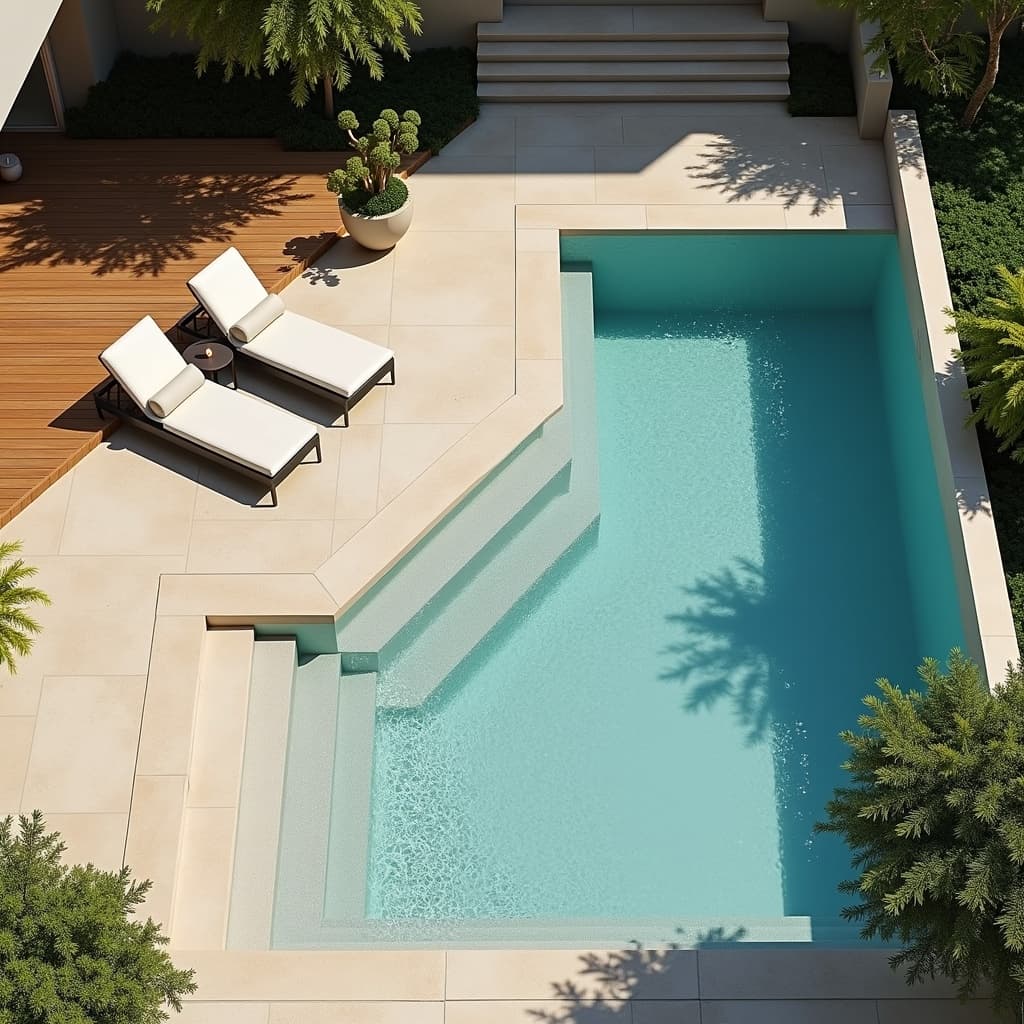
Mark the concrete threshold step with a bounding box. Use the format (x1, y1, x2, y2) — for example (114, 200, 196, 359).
(478, 59, 789, 81)
(479, 79, 791, 100)
(477, 5, 788, 42)
(477, 38, 790, 60)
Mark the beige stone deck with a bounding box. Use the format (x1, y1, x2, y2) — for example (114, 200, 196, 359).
(0, 103, 1012, 1022)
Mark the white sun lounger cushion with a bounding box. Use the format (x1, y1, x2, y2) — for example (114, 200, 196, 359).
(230, 293, 286, 344)
(99, 316, 191, 419)
(243, 310, 394, 398)
(101, 316, 316, 478)
(148, 364, 205, 418)
(188, 246, 270, 337)
(163, 385, 316, 478)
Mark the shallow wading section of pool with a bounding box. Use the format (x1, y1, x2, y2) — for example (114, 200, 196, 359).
(235, 233, 972, 949)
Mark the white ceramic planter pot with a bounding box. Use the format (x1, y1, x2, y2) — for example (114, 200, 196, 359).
(339, 194, 414, 251)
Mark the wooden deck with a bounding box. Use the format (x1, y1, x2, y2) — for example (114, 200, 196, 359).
(0, 133, 346, 527)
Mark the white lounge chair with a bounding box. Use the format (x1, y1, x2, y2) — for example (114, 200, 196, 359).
(181, 247, 396, 427)
(94, 316, 321, 507)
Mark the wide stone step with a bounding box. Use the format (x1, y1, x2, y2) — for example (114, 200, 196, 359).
(477, 38, 790, 60)
(478, 59, 789, 81)
(477, 4, 788, 41)
(478, 78, 790, 100)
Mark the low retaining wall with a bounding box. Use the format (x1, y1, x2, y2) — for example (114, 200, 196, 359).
(883, 110, 1019, 685)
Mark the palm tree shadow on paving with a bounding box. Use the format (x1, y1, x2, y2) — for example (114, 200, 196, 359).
(527, 932, 746, 1023)
(0, 172, 316, 278)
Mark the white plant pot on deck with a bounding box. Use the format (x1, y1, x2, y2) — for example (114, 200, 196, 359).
(339, 194, 414, 251)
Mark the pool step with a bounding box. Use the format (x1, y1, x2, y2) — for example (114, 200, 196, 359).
(478, 59, 789, 81)
(477, 4, 789, 103)
(228, 636, 297, 949)
(271, 653, 350, 946)
(376, 270, 600, 710)
(477, 38, 789, 60)
(478, 4, 788, 41)
(337, 414, 573, 669)
(171, 627, 255, 949)
(323, 672, 377, 920)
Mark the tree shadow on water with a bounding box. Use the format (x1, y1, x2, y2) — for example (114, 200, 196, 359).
(661, 557, 775, 745)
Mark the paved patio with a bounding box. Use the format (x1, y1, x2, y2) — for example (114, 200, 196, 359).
(0, 102, 1007, 1022)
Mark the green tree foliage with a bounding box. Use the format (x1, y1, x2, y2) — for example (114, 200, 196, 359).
(952, 265, 1024, 461)
(0, 812, 196, 1024)
(0, 541, 50, 675)
(818, 652, 1024, 1008)
(144, 0, 422, 118)
(821, 0, 1024, 127)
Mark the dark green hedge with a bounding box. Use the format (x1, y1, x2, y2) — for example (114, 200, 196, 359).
(65, 48, 478, 154)
(786, 43, 857, 117)
(893, 40, 1024, 646)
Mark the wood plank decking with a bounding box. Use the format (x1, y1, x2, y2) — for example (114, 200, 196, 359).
(0, 133, 345, 527)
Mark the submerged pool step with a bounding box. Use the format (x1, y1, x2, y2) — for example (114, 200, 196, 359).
(376, 270, 600, 709)
(337, 412, 574, 668)
(377, 472, 599, 709)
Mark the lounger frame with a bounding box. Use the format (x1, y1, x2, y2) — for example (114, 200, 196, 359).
(177, 302, 396, 428)
(92, 376, 322, 507)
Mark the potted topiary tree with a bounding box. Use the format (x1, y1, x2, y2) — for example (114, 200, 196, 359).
(327, 108, 420, 250)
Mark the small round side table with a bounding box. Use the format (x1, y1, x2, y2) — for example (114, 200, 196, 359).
(183, 341, 237, 388)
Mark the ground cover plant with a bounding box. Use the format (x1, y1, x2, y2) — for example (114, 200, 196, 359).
(144, 0, 421, 118)
(0, 811, 196, 1023)
(786, 43, 857, 116)
(65, 49, 477, 154)
(891, 42, 1024, 647)
(819, 651, 1024, 1011)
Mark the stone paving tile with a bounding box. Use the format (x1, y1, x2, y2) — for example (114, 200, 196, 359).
(22, 675, 146, 813)
(270, 1003, 443, 1024)
(0, 470, 74, 556)
(377, 423, 472, 507)
(44, 811, 128, 871)
(0, 715, 35, 814)
(698, 1000, 877, 1024)
(385, 325, 514, 424)
(59, 435, 199, 557)
(179, 1005, 269, 1024)
(390, 230, 515, 326)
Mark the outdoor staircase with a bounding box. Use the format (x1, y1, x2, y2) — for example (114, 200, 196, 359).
(477, 2, 790, 103)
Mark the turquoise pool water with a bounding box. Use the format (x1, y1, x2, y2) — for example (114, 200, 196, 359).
(273, 233, 969, 947)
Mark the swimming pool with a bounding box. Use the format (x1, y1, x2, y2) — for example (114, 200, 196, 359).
(264, 232, 970, 948)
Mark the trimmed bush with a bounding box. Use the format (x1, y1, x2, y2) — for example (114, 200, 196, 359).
(786, 43, 857, 117)
(65, 48, 478, 154)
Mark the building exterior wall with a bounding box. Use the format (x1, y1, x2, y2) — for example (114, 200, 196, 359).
(49, 0, 120, 107)
(850, 18, 891, 139)
(763, 0, 850, 48)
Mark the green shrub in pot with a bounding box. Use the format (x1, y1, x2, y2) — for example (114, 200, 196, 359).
(326, 107, 420, 216)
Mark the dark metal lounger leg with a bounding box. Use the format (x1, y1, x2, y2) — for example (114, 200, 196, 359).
(269, 485, 278, 508)
(315, 437, 322, 463)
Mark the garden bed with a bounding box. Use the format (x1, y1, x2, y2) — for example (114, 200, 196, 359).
(64, 48, 478, 154)
(786, 43, 856, 117)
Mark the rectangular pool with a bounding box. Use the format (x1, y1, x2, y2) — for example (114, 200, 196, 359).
(264, 232, 969, 948)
